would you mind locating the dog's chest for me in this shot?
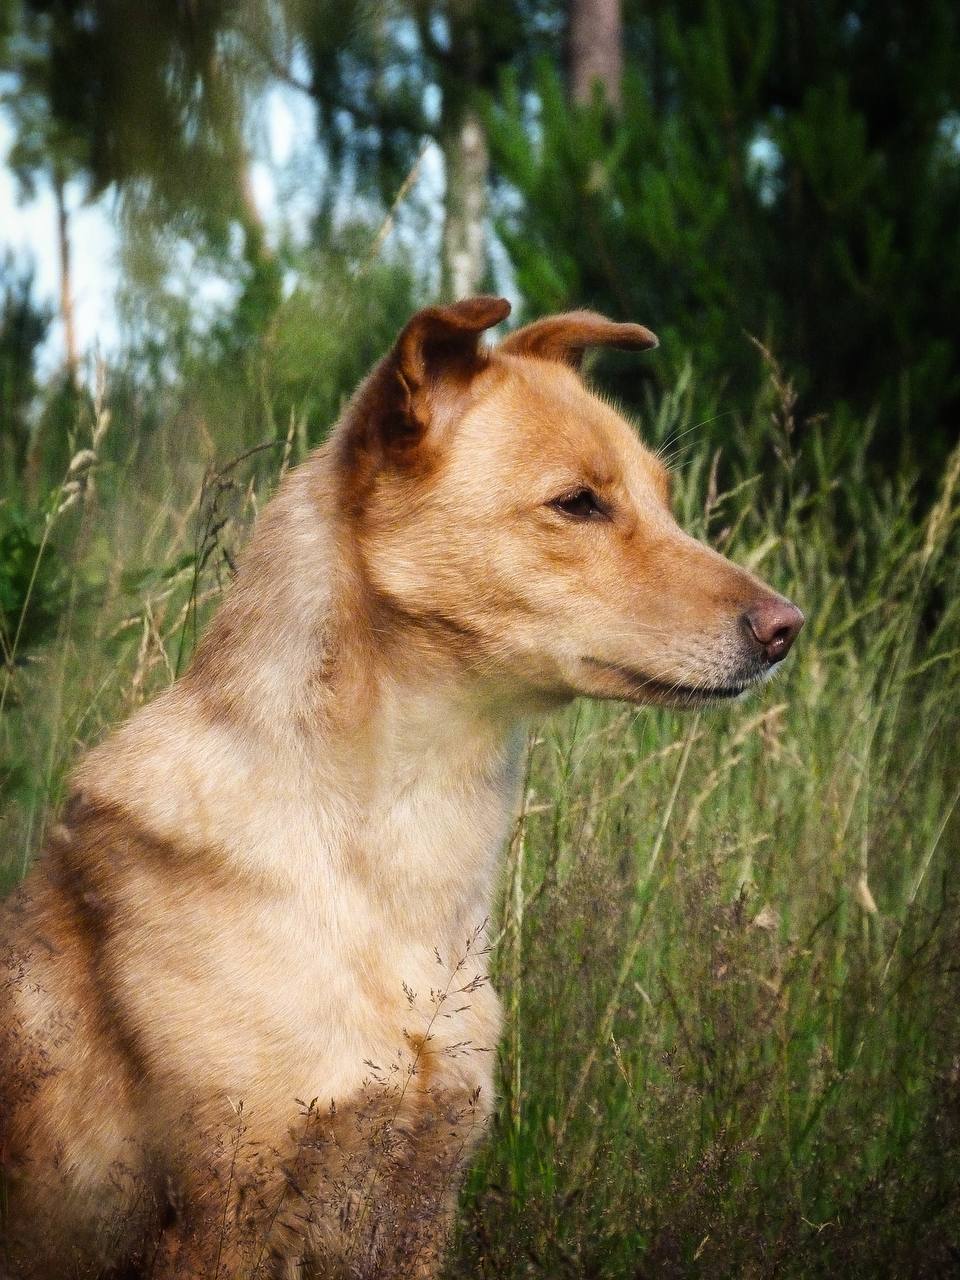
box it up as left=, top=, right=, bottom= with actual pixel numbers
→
left=358, top=763, right=512, bottom=911
left=111, top=752, right=513, bottom=1117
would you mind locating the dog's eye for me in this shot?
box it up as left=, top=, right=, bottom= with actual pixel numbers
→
left=550, top=488, right=606, bottom=520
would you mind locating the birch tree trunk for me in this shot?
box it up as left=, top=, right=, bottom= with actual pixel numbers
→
left=569, top=0, right=623, bottom=110
left=439, top=0, right=489, bottom=300
left=440, top=100, right=489, bottom=300
left=53, top=169, right=79, bottom=386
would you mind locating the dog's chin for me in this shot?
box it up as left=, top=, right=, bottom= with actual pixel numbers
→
left=580, top=657, right=766, bottom=708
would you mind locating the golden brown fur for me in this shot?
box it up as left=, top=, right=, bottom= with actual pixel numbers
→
left=0, top=298, right=802, bottom=1277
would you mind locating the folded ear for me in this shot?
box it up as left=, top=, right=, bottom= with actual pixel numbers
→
left=499, top=310, right=658, bottom=369
left=381, top=295, right=511, bottom=452
left=337, top=296, right=511, bottom=492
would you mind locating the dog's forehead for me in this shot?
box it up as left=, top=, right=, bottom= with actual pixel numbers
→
left=465, top=357, right=666, bottom=494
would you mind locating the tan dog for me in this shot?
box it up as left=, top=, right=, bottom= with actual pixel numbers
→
left=0, top=298, right=802, bottom=1278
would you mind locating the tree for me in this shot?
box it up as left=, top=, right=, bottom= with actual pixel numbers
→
left=0, top=259, right=50, bottom=483
left=4, top=13, right=85, bottom=384
left=294, top=0, right=553, bottom=298
left=3, top=0, right=286, bottom=375
left=569, top=0, right=622, bottom=110
left=489, top=0, right=960, bottom=479
left=437, top=0, right=492, bottom=298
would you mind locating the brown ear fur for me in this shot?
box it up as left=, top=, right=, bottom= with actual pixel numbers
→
left=395, top=296, right=511, bottom=401
left=336, top=296, right=511, bottom=493
left=499, top=310, right=658, bottom=369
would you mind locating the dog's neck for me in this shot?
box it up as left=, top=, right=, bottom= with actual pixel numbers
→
left=174, top=450, right=525, bottom=924
left=189, top=448, right=520, bottom=761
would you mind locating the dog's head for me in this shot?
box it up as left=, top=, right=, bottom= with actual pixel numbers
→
left=335, top=296, right=803, bottom=711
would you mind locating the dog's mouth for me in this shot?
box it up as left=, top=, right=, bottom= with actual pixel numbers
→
left=582, top=658, right=759, bottom=706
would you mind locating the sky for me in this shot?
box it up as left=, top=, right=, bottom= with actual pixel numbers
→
left=0, top=110, right=120, bottom=376
left=0, top=73, right=327, bottom=383
left=0, top=55, right=489, bottom=387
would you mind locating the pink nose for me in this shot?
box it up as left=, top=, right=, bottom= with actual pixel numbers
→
left=742, top=597, right=805, bottom=664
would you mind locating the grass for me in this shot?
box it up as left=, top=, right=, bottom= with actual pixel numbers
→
left=2, top=354, right=959, bottom=1276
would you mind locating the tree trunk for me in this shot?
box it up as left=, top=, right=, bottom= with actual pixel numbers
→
left=53, top=169, right=79, bottom=386
left=438, top=0, right=489, bottom=300
left=239, top=160, right=275, bottom=265
left=569, top=0, right=623, bottom=111
left=440, top=99, right=489, bottom=300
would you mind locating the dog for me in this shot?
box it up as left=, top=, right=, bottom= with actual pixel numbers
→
left=0, top=297, right=802, bottom=1278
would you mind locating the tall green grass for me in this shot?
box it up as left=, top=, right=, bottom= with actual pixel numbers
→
left=1, top=356, right=958, bottom=1276
left=455, top=366, right=960, bottom=1277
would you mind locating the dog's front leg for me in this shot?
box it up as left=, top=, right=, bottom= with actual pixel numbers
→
left=338, top=1082, right=487, bottom=1280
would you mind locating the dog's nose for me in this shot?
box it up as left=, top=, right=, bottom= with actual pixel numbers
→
left=742, top=597, right=804, bottom=664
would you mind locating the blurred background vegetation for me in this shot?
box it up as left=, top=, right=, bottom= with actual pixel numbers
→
left=1, top=1, right=959, bottom=1275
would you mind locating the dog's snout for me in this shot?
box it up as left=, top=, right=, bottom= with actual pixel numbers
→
left=742, top=597, right=804, bottom=664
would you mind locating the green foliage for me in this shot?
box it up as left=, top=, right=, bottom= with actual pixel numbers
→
left=0, top=498, right=71, bottom=827
left=296, top=0, right=558, bottom=208
left=0, top=257, right=50, bottom=483
left=0, top=504, right=67, bottom=664
left=6, top=0, right=274, bottom=231
left=111, top=235, right=418, bottom=466
left=489, top=0, right=960, bottom=480
left=450, top=385, right=960, bottom=1278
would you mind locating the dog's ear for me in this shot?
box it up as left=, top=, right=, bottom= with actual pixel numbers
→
left=337, top=296, right=510, bottom=500
left=376, top=296, right=511, bottom=456
left=499, top=311, right=658, bottom=369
